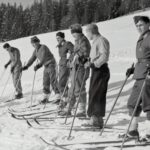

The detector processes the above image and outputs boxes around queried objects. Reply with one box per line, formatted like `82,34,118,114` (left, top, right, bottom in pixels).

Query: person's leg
84,66,110,127
13,67,22,98
74,67,89,117
58,68,76,115
125,80,144,138
87,68,110,118
140,77,150,141
59,65,69,96
42,67,51,103
48,64,60,100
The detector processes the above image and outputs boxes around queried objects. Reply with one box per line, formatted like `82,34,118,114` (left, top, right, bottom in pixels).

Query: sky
0,0,39,8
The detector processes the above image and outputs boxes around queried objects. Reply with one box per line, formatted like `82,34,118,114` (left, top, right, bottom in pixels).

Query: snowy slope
0,9,150,150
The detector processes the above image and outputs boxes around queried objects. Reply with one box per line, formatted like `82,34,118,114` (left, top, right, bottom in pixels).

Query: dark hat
70,24,82,34
3,43,10,48
56,32,65,38
31,36,40,43
134,16,150,24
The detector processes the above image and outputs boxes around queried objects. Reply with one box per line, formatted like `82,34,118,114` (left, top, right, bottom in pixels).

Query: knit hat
70,24,82,34
3,43,10,48
56,32,65,38
31,36,40,43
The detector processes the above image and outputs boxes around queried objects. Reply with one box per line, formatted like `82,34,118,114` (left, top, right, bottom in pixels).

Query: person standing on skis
3,43,23,99
56,32,74,104
22,36,60,104
83,23,110,128
123,16,150,141
59,24,91,117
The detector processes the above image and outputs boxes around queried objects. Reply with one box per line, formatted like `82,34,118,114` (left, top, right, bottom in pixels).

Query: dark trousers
43,64,60,94
87,64,110,117
128,78,150,120
59,65,69,96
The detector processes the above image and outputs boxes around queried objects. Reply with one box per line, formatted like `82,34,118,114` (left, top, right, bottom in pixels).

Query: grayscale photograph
0,0,150,150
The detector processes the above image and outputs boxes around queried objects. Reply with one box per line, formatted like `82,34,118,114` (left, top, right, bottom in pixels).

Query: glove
34,64,42,71
126,67,134,77
11,66,15,73
22,65,28,71
78,56,88,65
4,63,9,69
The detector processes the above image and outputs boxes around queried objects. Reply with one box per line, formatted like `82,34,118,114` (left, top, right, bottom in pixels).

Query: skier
56,32,74,105
22,36,60,104
59,24,91,117
122,16,150,141
3,43,23,99
83,23,110,128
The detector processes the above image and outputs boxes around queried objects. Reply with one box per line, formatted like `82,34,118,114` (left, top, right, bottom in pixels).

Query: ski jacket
90,35,110,68
73,34,91,66
133,30,150,79
26,44,56,68
57,40,74,66
8,47,22,68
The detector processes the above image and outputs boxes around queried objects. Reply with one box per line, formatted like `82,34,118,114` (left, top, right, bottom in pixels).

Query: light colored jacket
90,35,110,68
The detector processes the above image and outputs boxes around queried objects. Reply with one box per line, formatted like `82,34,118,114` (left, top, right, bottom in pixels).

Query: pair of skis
40,136,150,149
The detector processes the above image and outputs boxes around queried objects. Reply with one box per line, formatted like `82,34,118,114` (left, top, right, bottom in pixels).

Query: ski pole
58,72,70,107
30,70,37,109
68,69,87,139
0,69,6,83
53,72,71,120
0,72,11,98
120,70,149,150
100,63,134,136
64,65,80,124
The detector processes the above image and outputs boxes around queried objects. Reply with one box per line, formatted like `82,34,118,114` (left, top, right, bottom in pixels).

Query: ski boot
15,93,23,99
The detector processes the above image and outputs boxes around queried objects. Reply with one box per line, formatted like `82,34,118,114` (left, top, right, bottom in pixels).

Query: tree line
0,0,150,41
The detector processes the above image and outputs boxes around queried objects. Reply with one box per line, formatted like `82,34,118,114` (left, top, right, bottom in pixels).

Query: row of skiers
3,16,150,141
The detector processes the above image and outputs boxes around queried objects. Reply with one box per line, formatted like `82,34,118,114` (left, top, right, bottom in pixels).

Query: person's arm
37,45,47,67
93,38,109,68
4,60,11,69
26,50,37,68
67,42,74,62
76,40,90,58
11,49,19,68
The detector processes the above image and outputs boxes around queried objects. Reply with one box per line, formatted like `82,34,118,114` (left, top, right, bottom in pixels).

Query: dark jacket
26,44,56,67
73,34,91,66
8,47,22,68
57,41,74,66
133,30,150,80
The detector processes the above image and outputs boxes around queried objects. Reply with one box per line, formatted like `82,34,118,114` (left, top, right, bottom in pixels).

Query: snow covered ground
0,9,150,150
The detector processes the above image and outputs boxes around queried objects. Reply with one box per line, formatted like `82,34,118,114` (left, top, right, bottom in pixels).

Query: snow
0,9,150,150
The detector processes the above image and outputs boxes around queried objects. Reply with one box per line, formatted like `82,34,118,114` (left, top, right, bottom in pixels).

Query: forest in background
0,0,150,41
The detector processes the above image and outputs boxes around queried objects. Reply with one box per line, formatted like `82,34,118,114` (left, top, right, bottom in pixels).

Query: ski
40,137,150,149
9,110,57,119
8,107,57,117
40,137,70,150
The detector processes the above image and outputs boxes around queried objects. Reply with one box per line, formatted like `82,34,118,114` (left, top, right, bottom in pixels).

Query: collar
9,47,14,52
138,30,150,42
75,34,85,43
57,40,66,47
92,34,101,44
36,44,42,52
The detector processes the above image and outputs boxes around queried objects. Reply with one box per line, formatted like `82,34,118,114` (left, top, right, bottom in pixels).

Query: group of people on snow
3,15,150,141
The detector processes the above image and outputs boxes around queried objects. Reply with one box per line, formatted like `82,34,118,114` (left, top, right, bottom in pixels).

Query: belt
137,59,150,63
